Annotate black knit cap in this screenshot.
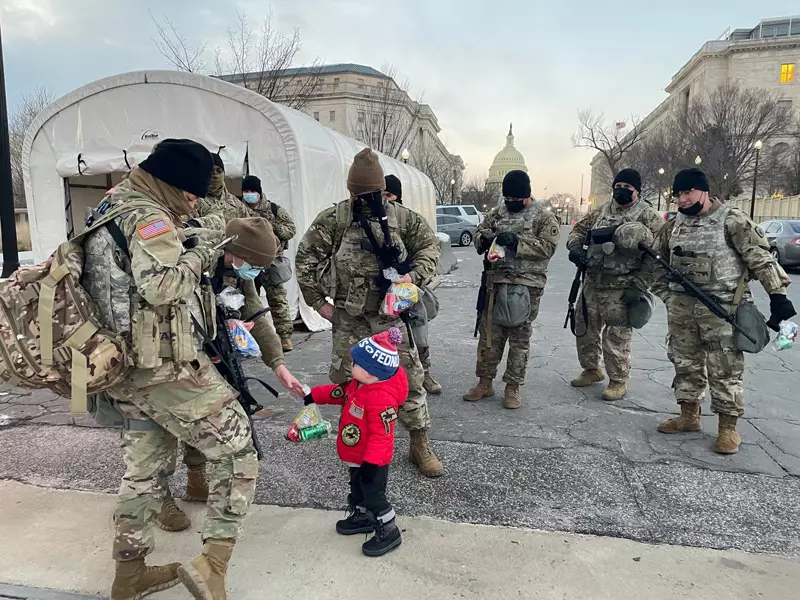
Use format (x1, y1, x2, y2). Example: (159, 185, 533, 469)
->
(212, 153, 225, 171)
(139, 138, 213, 198)
(385, 174, 402, 202)
(502, 170, 531, 199)
(612, 168, 642, 193)
(242, 175, 263, 196)
(672, 168, 709, 194)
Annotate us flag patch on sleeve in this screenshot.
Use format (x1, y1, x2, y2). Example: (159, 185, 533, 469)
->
(138, 219, 171, 240)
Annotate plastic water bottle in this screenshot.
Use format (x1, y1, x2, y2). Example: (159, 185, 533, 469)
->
(773, 320, 798, 351)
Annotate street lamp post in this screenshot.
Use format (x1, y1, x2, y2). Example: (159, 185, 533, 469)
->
(0, 25, 18, 277)
(657, 167, 665, 211)
(401, 148, 409, 164)
(450, 178, 455, 205)
(749, 140, 763, 219)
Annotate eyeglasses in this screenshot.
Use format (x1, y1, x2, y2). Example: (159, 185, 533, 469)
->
(672, 189, 697, 199)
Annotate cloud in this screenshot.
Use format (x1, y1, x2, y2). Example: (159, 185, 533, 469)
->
(1, 0, 62, 42)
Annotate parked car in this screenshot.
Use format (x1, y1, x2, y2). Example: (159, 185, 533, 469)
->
(437, 214, 477, 247)
(436, 204, 483, 226)
(760, 219, 800, 267)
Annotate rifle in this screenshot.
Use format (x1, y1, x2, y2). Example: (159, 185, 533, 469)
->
(474, 268, 488, 337)
(637, 242, 757, 345)
(564, 231, 591, 336)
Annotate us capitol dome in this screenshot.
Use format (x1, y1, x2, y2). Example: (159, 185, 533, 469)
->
(487, 123, 528, 188)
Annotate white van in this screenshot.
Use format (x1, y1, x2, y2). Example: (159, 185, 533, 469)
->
(436, 204, 483, 226)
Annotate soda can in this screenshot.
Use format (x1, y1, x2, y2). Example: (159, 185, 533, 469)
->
(299, 422, 331, 441)
(285, 422, 302, 443)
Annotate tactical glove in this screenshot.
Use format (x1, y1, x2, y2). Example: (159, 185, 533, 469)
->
(184, 218, 202, 228)
(495, 232, 519, 250)
(476, 234, 495, 255)
(568, 246, 587, 267)
(186, 241, 221, 272)
(767, 294, 796, 332)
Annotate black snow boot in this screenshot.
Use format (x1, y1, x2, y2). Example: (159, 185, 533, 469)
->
(336, 504, 373, 536)
(362, 509, 402, 557)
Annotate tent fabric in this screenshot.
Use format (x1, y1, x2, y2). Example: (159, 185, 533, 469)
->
(21, 70, 437, 332)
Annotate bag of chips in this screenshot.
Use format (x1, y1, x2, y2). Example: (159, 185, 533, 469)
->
(487, 239, 506, 263)
(229, 320, 261, 358)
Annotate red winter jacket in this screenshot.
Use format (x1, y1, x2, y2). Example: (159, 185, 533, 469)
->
(311, 369, 408, 467)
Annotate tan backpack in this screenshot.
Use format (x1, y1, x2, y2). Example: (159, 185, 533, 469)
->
(0, 202, 148, 413)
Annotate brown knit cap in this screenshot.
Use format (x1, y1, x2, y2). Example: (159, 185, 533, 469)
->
(225, 217, 278, 268)
(347, 148, 385, 196)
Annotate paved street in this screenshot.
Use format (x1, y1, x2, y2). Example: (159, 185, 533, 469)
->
(1, 225, 800, 565)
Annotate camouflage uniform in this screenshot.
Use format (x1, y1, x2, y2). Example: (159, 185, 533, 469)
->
(472, 202, 560, 385)
(295, 199, 439, 432)
(567, 201, 663, 384)
(645, 201, 790, 417)
(82, 180, 257, 561)
(250, 197, 297, 340)
(196, 188, 250, 224)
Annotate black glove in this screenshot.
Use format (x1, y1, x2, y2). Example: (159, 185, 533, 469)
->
(767, 294, 796, 332)
(495, 232, 519, 250)
(360, 461, 379, 484)
(184, 218, 202, 228)
(476, 234, 495, 255)
(183, 236, 200, 249)
(568, 246, 587, 267)
(303, 393, 315, 406)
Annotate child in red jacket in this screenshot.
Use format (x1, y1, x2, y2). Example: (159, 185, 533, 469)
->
(304, 327, 408, 557)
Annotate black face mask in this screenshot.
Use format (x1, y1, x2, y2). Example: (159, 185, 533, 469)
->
(613, 188, 634, 206)
(678, 200, 703, 216)
(504, 200, 526, 213)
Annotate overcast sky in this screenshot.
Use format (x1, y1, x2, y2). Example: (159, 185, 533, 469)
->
(2, 0, 798, 198)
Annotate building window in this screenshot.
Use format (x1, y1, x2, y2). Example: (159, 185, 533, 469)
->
(377, 81, 383, 88)
(358, 78, 365, 88)
(313, 112, 320, 121)
(358, 111, 365, 123)
(334, 77, 340, 85)
(780, 64, 795, 83)
(330, 110, 336, 122)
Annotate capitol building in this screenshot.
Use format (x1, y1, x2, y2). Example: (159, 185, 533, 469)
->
(486, 124, 528, 199)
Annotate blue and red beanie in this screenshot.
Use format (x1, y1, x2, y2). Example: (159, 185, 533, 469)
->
(351, 328, 402, 380)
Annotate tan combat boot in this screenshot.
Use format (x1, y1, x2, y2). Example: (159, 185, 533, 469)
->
(423, 373, 443, 395)
(714, 414, 741, 455)
(570, 369, 605, 388)
(184, 464, 209, 503)
(157, 496, 191, 532)
(462, 377, 495, 402)
(282, 337, 293, 352)
(178, 539, 234, 600)
(409, 429, 444, 478)
(601, 380, 627, 402)
(658, 402, 702, 434)
(110, 557, 180, 600)
(503, 384, 521, 409)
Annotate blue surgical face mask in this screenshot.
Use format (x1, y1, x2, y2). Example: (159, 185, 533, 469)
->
(243, 192, 260, 205)
(233, 260, 262, 280)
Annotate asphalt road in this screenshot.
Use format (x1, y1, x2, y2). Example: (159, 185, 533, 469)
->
(1, 225, 799, 556)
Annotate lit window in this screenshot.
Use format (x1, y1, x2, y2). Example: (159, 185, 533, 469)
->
(780, 63, 795, 83)
(330, 110, 336, 122)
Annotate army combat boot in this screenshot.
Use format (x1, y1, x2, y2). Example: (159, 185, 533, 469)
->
(714, 414, 741, 455)
(183, 464, 209, 503)
(178, 539, 234, 600)
(336, 504, 373, 535)
(570, 369, 605, 387)
(503, 383, 521, 409)
(423, 373, 443, 395)
(110, 558, 180, 600)
(601, 380, 627, 401)
(362, 509, 402, 557)
(409, 429, 444, 478)
(157, 495, 191, 532)
(462, 377, 495, 402)
(658, 402, 702, 434)
(282, 337, 293, 352)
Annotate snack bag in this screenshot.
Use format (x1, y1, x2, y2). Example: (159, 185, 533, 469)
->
(773, 320, 798, 351)
(382, 282, 420, 316)
(229, 320, 261, 358)
(285, 403, 332, 442)
(487, 239, 506, 263)
(219, 286, 246, 310)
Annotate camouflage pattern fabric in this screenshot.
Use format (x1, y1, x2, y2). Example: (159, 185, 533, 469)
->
(575, 282, 631, 381)
(475, 287, 542, 385)
(329, 308, 430, 431)
(262, 283, 293, 339)
(418, 344, 432, 373)
(196, 188, 250, 225)
(250, 198, 297, 250)
(109, 352, 257, 560)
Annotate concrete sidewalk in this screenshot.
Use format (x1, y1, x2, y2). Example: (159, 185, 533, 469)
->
(1, 481, 797, 600)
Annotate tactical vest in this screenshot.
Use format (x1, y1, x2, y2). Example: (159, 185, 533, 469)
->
(491, 202, 549, 286)
(332, 200, 410, 317)
(668, 205, 746, 302)
(586, 201, 650, 278)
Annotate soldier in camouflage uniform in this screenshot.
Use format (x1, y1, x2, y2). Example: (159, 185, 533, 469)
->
(195, 154, 250, 223)
(81, 139, 259, 600)
(295, 149, 444, 478)
(566, 169, 664, 401)
(463, 170, 560, 409)
(643, 168, 795, 454)
(383, 174, 442, 395)
(242, 175, 298, 352)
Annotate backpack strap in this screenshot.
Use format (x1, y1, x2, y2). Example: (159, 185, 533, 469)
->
(270, 201, 278, 219)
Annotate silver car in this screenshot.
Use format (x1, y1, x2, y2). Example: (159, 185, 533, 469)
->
(761, 219, 800, 268)
(437, 214, 476, 247)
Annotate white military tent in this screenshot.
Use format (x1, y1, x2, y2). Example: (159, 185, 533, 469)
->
(22, 70, 437, 332)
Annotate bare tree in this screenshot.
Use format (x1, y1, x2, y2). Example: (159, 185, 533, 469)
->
(150, 9, 322, 110)
(761, 138, 800, 197)
(10, 87, 55, 208)
(572, 110, 644, 187)
(349, 64, 421, 160)
(460, 174, 498, 211)
(415, 143, 456, 205)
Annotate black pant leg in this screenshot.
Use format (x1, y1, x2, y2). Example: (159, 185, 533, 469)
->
(348, 466, 365, 507)
(360, 465, 391, 516)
